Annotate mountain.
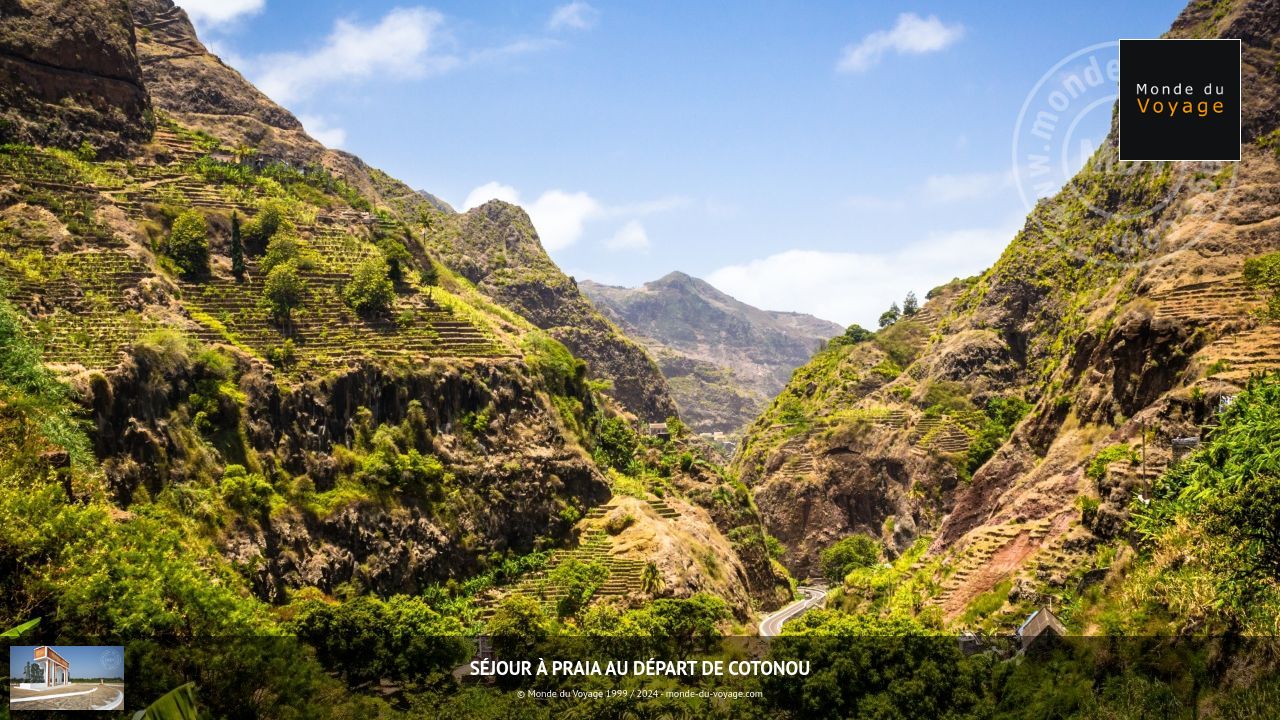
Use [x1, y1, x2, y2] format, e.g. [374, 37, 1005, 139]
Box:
[0, 3, 791, 706]
[735, 0, 1280, 629]
[581, 272, 842, 435]
[129, 0, 676, 424]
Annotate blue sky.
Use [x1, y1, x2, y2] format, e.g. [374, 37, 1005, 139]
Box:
[178, 1, 1186, 326]
[9, 646, 124, 680]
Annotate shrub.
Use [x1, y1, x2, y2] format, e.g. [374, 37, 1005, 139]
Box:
[821, 534, 881, 583]
[966, 396, 1032, 476]
[373, 233, 412, 284]
[343, 255, 395, 315]
[1243, 252, 1280, 322]
[221, 465, 274, 515]
[591, 415, 638, 472]
[419, 258, 439, 286]
[268, 339, 296, 366]
[166, 210, 209, 278]
[75, 140, 96, 162]
[837, 323, 875, 345]
[1086, 444, 1137, 483]
[260, 232, 314, 275]
[241, 201, 286, 252]
[549, 559, 609, 618]
[263, 261, 306, 320]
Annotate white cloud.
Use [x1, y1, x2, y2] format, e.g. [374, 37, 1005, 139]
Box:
[297, 115, 347, 148]
[548, 2, 599, 31]
[463, 181, 521, 209]
[252, 7, 457, 105]
[177, 0, 264, 28]
[837, 13, 964, 73]
[526, 190, 602, 251]
[605, 220, 650, 252]
[461, 183, 686, 253]
[462, 183, 601, 252]
[706, 221, 1018, 327]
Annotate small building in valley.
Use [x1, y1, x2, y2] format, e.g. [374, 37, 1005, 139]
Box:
[1017, 607, 1067, 651]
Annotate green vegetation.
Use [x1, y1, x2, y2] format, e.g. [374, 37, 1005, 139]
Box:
[287, 594, 468, 684]
[829, 323, 874, 348]
[878, 301, 901, 328]
[548, 558, 610, 618]
[1243, 250, 1280, 321]
[1086, 443, 1137, 482]
[229, 212, 245, 280]
[219, 464, 274, 516]
[262, 260, 306, 320]
[343, 254, 396, 315]
[965, 395, 1031, 476]
[1121, 373, 1280, 632]
[165, 210, 210, 278]
[820, 533, 881, 583]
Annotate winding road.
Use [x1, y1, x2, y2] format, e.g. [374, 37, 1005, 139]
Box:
[758, 585, 827, 636]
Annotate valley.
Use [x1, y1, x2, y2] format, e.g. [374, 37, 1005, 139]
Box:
[1, 0, 1279, 717]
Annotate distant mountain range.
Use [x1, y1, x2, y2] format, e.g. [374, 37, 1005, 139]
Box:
[581, 272, 843, 435]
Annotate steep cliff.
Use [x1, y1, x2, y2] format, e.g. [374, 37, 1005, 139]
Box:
[582, 272, 841, 434]
[0, 0, 769, 627]
[0, 0, 153, 154]
[736, 0, 1280, 624]
[426, 201, 679, 423]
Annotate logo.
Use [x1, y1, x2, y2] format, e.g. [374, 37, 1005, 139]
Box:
[1119, 39, 1241, 161]
[1012, 41, 1239, 269]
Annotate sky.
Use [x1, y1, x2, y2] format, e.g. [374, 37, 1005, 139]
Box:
[177, 0, 1187, 327]
[9, 646, 124, 680]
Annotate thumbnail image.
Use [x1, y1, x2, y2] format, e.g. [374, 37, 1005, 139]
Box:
[9, 646, 125, 711]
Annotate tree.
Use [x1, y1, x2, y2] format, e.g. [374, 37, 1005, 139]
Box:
[831, 324, 875, 348]
[641, 561, 663, 595]
[166, 210, 209, 278]
[902, 291, 919, 316]
[1243, 251, 1280, 322]
[343, 255, 396, 315]
[241, 201, 286, 253]
[263, 260, 306, 320]
[820, 534, 881, 583]
[230, 212, 245, 280]
[419, 258, 439, 287]
[261, 233, 301, 275]
[487, 595, 552, 658]
[374, 233, 412, 284]
[546, 559, 609, 618]
[878, 302, 901, 328]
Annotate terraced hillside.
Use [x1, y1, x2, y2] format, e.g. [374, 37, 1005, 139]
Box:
[734, 0, 1280, 635]
[0, 123, 507, 375]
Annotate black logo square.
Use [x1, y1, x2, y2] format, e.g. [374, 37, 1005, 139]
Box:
[1119, 38, 1241, 161]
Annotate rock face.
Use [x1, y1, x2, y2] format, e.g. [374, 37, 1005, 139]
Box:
[427, 201, 680, 423]
[735, 0, 1280, 610]
[0, 0, 747, 614]
[0, 0, 152, 155]
[130, 0, 315, 161]
[582, 272, 842, 434]
[87, 345, 610, 600]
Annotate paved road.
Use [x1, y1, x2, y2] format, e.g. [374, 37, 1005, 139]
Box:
[758, 585, 827, 636]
